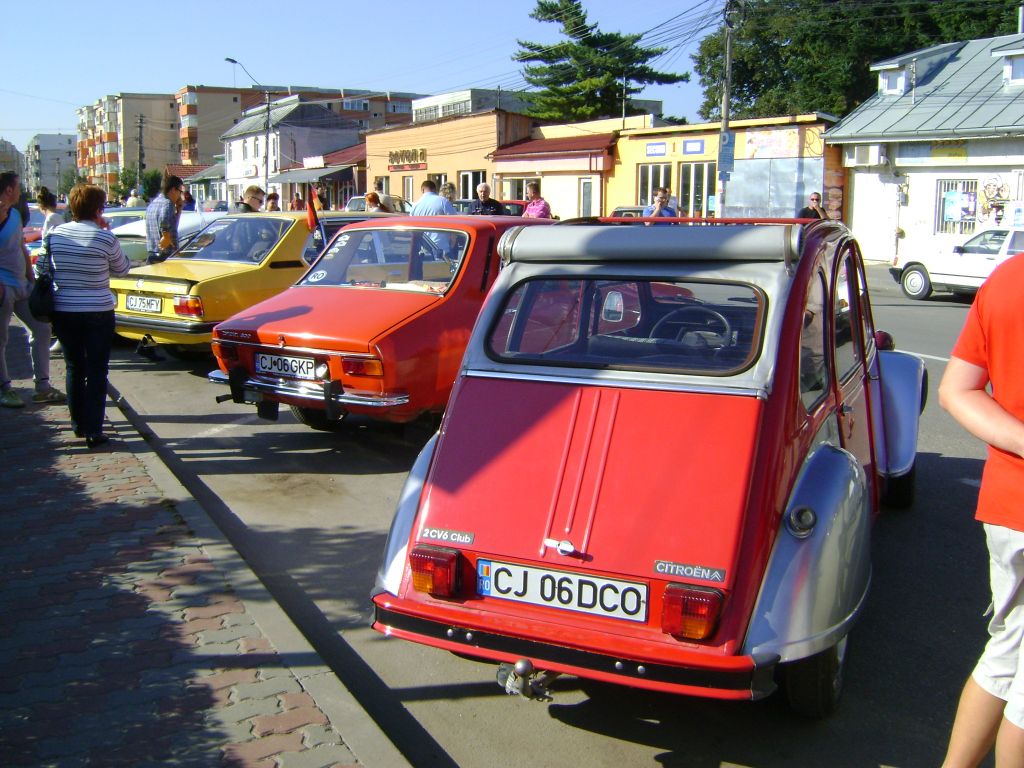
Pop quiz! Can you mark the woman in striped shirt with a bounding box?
[46,184,130,448]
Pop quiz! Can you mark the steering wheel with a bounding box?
[650,306,732,347]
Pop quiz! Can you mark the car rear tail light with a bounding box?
[216,341,239,362]
[342,357,383,376]
[174,295,204,318]
[661,584,723,640]
[409,545,461,597]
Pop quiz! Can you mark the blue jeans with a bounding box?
[51,310,115,437]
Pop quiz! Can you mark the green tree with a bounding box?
[58,169,86,197]
[142,169,163,201]
[515,0,687,121]
[112,164,142,203]
[692,0,1021,121]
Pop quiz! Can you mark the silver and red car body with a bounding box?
[372,220,925,702]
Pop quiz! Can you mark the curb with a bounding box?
[106,381,411,768]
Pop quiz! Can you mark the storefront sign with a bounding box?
[646,142,667,157]
[303,156,325,169]
[389,148,427,171]
[683,139,705,155]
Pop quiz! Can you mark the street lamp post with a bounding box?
[225,57,272,194]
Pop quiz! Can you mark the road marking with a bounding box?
[905,350,950,363]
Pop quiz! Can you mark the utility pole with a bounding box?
[137,114,145,196]
[717,0,739,218]
[264,91,272,192]
[621,72,627,129]
[55,157,61,196]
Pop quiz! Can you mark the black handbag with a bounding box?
[28,237,55,323]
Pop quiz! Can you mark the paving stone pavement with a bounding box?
[0,349,369,767]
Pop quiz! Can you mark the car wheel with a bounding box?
[780,637,847,718]
[882,462,916,509]
[900,266,932,300]
[289,405,347,432]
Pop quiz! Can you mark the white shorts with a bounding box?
[972,523,1024,729]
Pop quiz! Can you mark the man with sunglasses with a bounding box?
[233,186,265,214]
[145,175,185,264]
[798,191,828,220]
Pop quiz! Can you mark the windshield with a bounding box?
[173,217,291,263]
[300,227,471,293]
[488,277,764,375]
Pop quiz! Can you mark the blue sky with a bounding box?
[0,0,722,155]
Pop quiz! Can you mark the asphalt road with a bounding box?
[107,263,991,768]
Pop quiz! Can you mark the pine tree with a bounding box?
[515,0,687,121]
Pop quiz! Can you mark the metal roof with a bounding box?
[220,102,361,140]
[825,34,1024,144]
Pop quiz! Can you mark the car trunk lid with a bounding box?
[418,376,761,591]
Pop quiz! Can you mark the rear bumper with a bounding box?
[115,313,217,336]
[372,602,779,700]
[208,368,411,409]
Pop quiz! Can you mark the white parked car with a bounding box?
[890,226,1024,299]
[111,211,228,266]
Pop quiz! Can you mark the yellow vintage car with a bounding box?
[112,211,390,354]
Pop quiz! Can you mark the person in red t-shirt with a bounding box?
[938,252,1024,768]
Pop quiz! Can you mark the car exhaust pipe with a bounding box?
[496,659,560,701]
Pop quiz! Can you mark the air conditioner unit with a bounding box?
[844,144,888,167]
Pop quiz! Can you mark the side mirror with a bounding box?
[875,330,895,351]
[602,291,624,323]
[952,245,964,254]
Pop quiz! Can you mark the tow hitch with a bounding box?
[496,659,560,701]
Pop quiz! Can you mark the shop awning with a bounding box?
[268,166,353,184]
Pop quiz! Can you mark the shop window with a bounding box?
[935,179,978,235]
[677,162,717,216]
[638,163,671,206]
[503,178,538,200]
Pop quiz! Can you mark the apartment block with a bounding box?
[25,134,76,193]
[0,138,25,177]
[178,85,425,166]
[76,93,180,191]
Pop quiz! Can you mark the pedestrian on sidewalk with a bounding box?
[45,183,131,447]
[0,170,65,408]
[938,252,1024,768]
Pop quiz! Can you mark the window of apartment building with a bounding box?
[254,137,261,158]
[403,176,415,201]
[637,163,672,206]
[389,102,411,113]
[414,106,440,122]
[935,179,978,235]
[677,161,717,217]
[343,99,369,111]
[459,171,486,199]
[241,140,247,160]
[441,101,471,118]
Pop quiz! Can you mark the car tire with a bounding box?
[900,266,932,300]
[882,463,916,509]
[780,636,847,718]
[289,405,347,432]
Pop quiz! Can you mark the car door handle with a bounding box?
[839,403,854,415]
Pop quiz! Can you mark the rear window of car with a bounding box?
[487,277,764,375]
[300,227,471,294]
[174,217,291,263]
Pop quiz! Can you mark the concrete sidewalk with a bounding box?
[0,341,409,767]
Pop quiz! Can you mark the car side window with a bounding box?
[834,253,862,380]
[963,230,1007,254]
[1009,231,1024,252]
[800,272,829,410]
